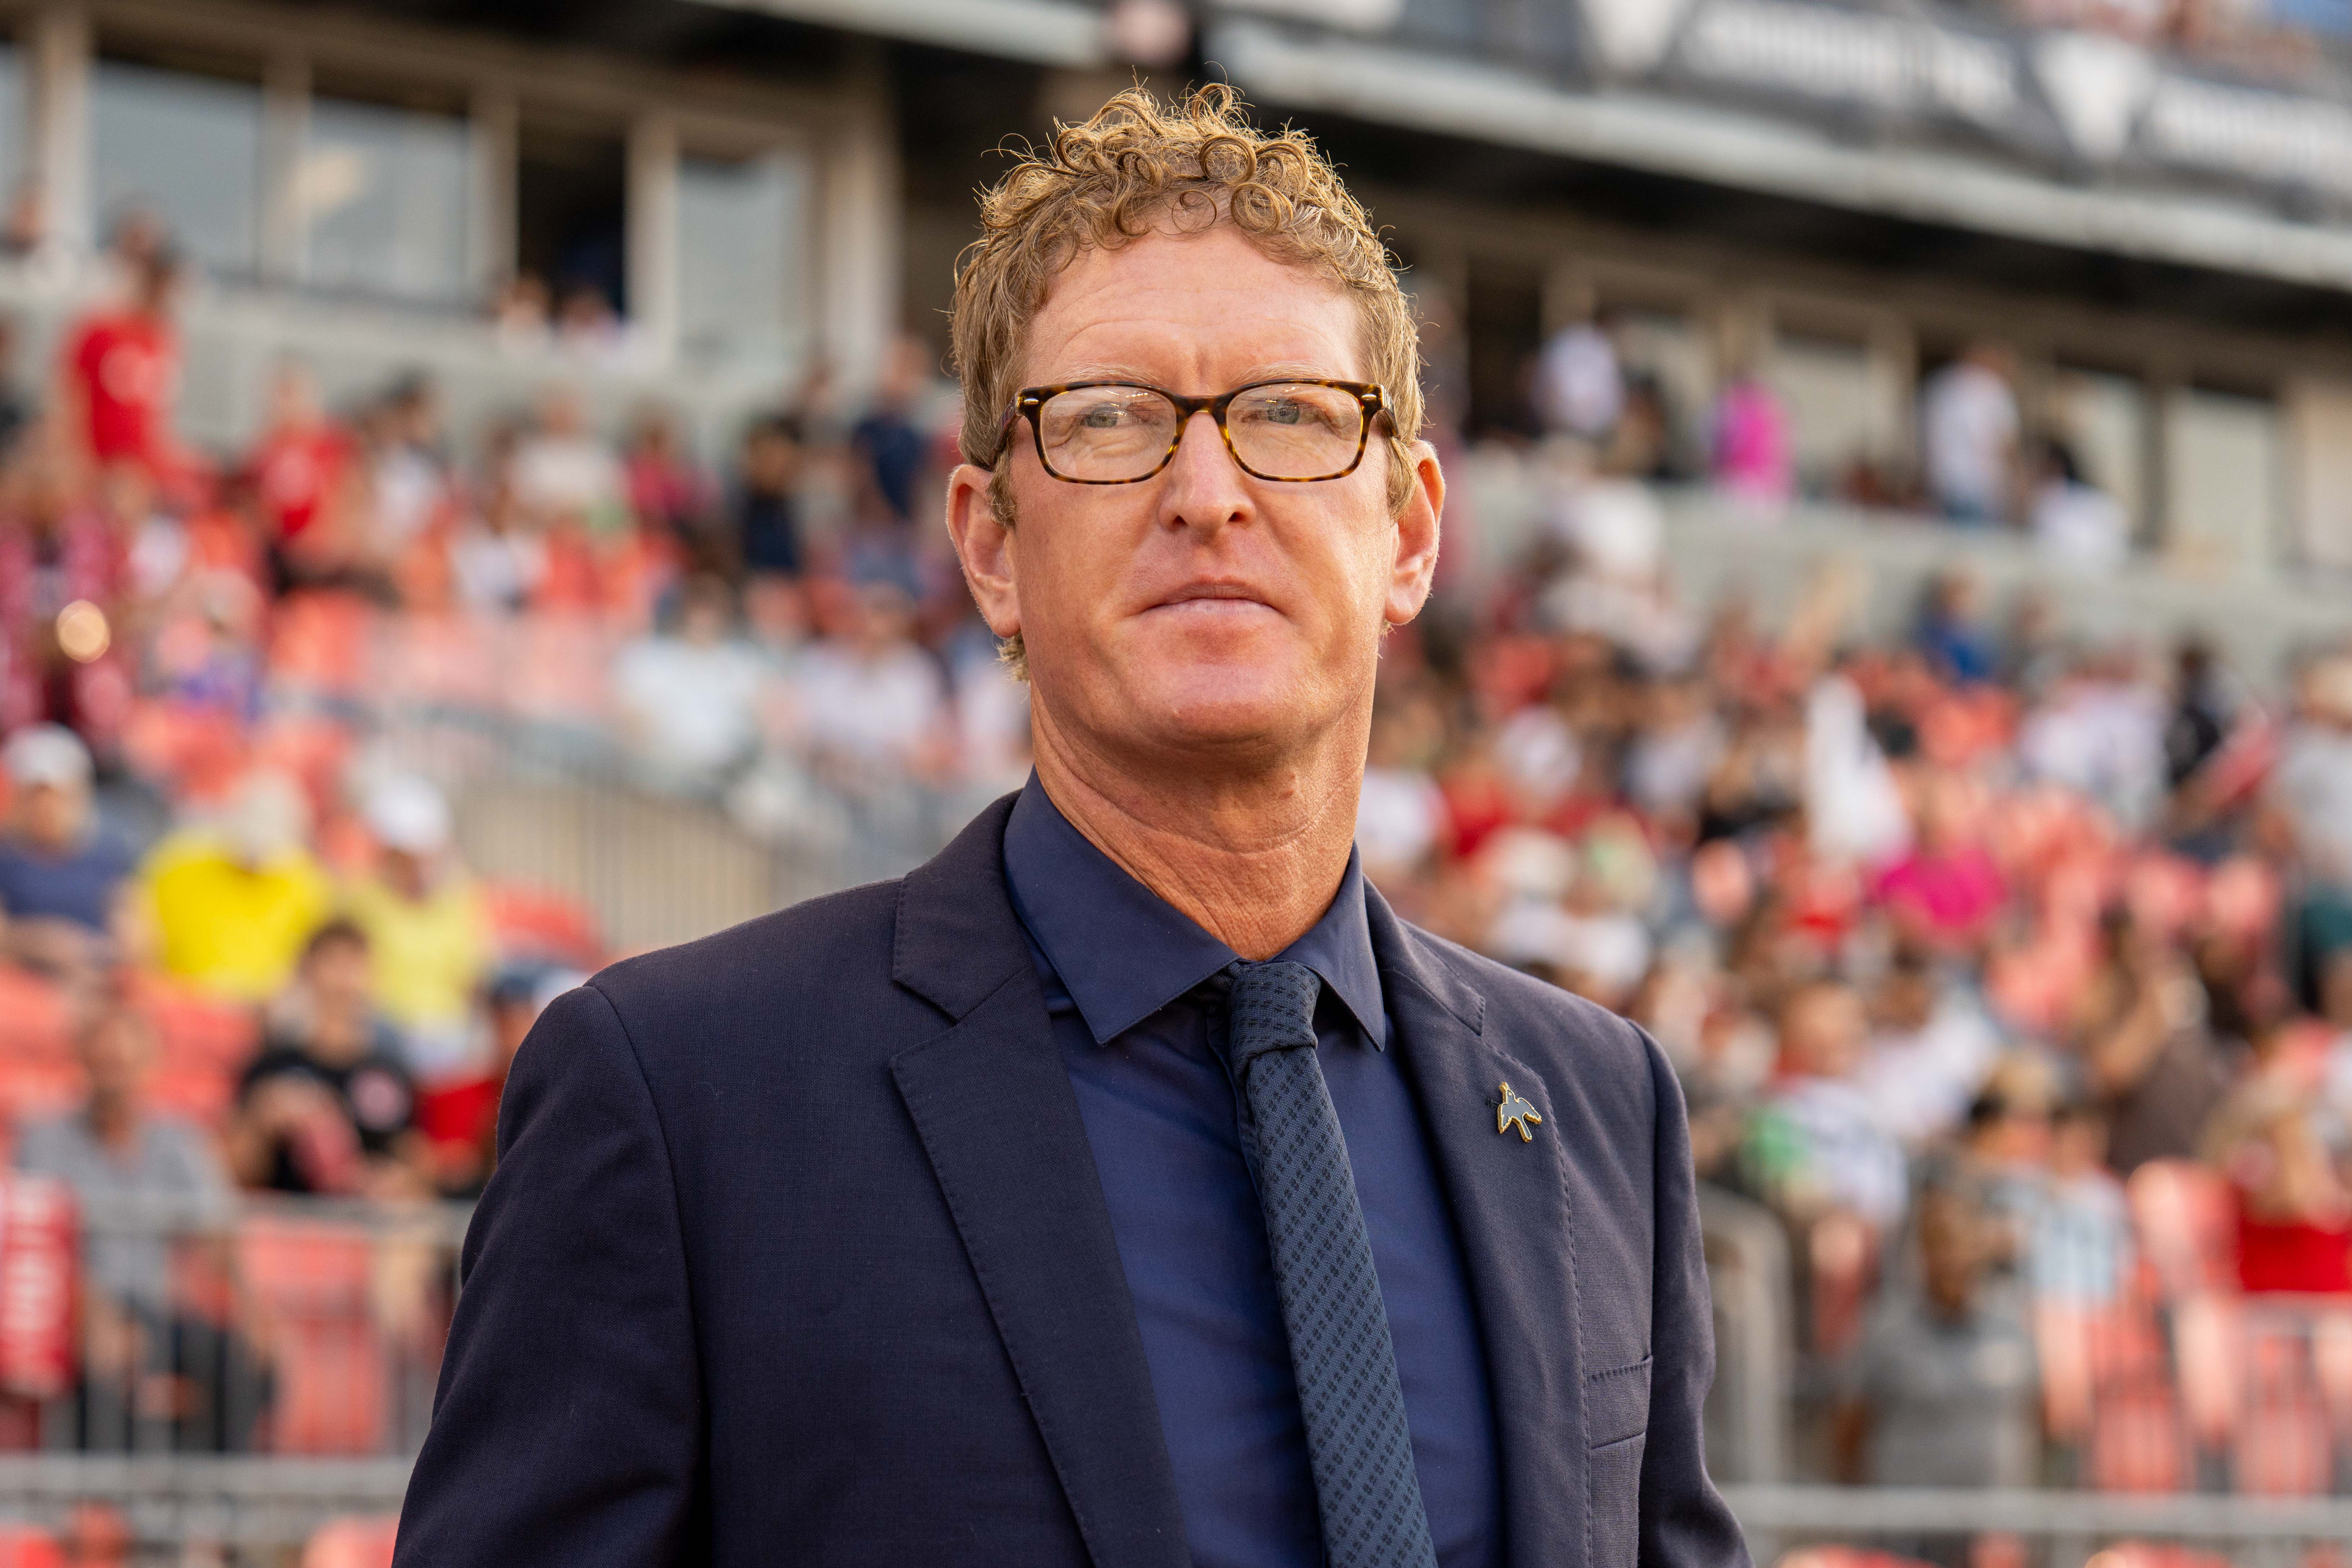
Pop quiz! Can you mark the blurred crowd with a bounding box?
[8,215,2352,1510]
[0,221,1034,1468]
[1418,314,2352,1507]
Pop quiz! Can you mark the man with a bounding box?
[226,918,429,1200]
[398,87,1743,1568]
[0,724,139,984]
[140,770,332,1002]
[16,1000,266,1453]
[57,244,186,492]
[341,773,492,1079]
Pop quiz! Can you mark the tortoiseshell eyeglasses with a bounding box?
[992,379,1391,485]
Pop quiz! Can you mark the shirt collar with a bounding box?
[1002,775,1386,1050]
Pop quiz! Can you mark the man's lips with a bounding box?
[1149,582,1276,612]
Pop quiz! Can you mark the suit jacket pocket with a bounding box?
[1586,1356,1651,1568]
[1586,1355,1652,1448]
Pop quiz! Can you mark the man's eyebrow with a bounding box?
[1042,362,1355,388]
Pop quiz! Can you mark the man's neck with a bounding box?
[1030,712,1364,962]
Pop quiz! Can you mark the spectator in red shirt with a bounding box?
[248,359,377,599]
[57,247,183,490]
[415,963,582,1198]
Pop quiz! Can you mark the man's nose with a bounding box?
[1159,410,1248,525]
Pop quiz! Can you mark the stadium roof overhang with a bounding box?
[689,0,2352,295]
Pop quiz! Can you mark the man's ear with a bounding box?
[946,462,1021,641]
[1385,441,1443,628]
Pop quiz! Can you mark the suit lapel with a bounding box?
[1368,889,1587,1568]
[890,800,1189,1568]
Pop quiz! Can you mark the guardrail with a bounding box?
[1725,1484,2352,1568]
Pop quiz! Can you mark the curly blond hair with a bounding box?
[951,83,1423,520]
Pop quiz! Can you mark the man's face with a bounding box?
[950,224,1439,771]
[17,781,87,851]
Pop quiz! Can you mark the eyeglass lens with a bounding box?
[1036,384,1367,482]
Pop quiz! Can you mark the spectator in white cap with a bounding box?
[343,773,492,1081]
[0,723,142,987]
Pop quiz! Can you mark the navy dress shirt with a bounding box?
[1002,780,1501,1568]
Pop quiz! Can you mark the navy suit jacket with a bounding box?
[394,797,1749,1568]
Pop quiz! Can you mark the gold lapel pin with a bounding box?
[1496,1081,1542,1142]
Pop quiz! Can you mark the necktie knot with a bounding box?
[1223,959,1321,1077]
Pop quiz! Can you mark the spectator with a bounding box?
[2201,1018,2352,1295]
[226,919,428,1198]
[2163,637,2233,790]
[848,336,933,529]
[1535,312,1623,442]
[341,774,492,1080]
[2027,1102,2133,1306]
[57,245,186,492]
[791,582,950,786]
[0,724,138,985]
[1709,362,1792,509]
[622,405,709,548]
[1747,979,1911,1233]
[612,574,770,792]
[365,372,451,566]
[2074,909,2232,1174]
[1920,343,2020,524]
[0,315,32,460]
[140,772,332,1003]
[731,415,807,579]
[1356,694,1450,885]
[2028,436,2129,569]
[17,1001,266,1453]
[1913,571,2000,686]
[1835,1184,2040,1504]
[249,359,360,593]
[1857,949,2003,1148]
[415,964,581,1199]
[509,385,629,537]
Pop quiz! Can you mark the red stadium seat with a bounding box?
[0,1527,64,1568]
[303,1514,399,1568]
[0,972,72,1066]
[238,1215,385,1455]
[480,883,604,969]
[2086,1386,2187,1493]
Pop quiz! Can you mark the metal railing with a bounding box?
[1727,1483,2352,1568]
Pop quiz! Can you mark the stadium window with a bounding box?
[1768,327,1878,499]
[2048,367,2151,545]
[299,84,472,307]
[2163,384,2284,578]
[516,114,628,325]
[2284,376,2352,574]
[91,51,264,280]
[676,146,813,375]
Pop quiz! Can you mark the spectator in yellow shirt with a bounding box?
[343,774,491,1081]
[140,772,331,1002]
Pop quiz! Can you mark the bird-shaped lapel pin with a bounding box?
[1495,1081,1542,1143]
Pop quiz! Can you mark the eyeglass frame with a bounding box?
[991,378,1393,485]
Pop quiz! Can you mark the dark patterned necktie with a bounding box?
[1222,959,1439,1568]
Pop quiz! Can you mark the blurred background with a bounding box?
[1,0,2351,1562]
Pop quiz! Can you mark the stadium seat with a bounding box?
[480,883,604,969]
[0,972,72,1066]
[303,1514,399,1568]
[0,1527,64,1568]
[2086,1386,2187,1493]
[237,1216,386,1455]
